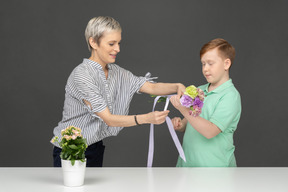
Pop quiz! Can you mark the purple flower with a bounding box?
[180,94,193,108]
[193,97,204,108]
[189,106,202,117]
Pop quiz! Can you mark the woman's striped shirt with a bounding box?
[52,58,150,147]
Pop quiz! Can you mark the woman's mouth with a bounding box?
[110,54,117,59]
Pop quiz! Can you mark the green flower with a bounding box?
[184,85,198,99]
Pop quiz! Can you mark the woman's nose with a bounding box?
[114,44,120,52]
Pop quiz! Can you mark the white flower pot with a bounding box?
[61,159,86,187]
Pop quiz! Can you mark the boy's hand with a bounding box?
[170,95,190,114]
[172,117,182,131]
[170,95,183,110]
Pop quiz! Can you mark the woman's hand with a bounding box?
[176,83,186,97]
[144,110,170,125]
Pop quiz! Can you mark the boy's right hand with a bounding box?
[172,117,183,131]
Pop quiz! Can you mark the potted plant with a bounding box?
[51,126,88,187]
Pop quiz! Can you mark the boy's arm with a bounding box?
[140,82,186,97]
[170,95,221,139]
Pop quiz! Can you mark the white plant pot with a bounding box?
[61,159,86,187]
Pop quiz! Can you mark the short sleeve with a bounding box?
[209,91,241,132]
[129,72,156,94]
[73,67,107,115]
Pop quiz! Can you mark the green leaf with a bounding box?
[69,144,79,149]
[71,159,75,166]
[149,95,167,103]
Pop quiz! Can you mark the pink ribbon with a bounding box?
[147,95,186,167]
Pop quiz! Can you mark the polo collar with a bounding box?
[203,79,234,94]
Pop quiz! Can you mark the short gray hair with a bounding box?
[85,16,122,52]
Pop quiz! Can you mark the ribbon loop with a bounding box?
[147,95,186,167]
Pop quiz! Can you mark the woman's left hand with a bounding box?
[177,83,186,97]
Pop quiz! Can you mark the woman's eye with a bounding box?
[109,43,114,46]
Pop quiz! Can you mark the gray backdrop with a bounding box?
[1,0,288,167]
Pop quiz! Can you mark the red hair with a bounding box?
[200,38,235,65]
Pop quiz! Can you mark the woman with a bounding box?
[52,16,185,167]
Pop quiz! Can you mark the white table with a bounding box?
[0,167,287,192]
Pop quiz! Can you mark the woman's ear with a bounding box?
[224,59,231,71]
[89,37,98,50]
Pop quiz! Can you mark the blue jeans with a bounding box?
[53,140,105,167]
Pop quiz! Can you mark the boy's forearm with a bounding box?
[180,109,221,139]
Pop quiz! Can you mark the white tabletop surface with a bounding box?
[0,167,287,192]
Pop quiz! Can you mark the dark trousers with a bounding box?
[53,140,105,167]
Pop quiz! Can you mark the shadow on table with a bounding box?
[84,176,106,185]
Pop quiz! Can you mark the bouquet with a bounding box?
[51,126,87,166]
[180,85,205,117]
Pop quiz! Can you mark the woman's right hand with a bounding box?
[146,110,170,125]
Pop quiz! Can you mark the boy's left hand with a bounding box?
[170,95,183,110]
[170,95,190,115]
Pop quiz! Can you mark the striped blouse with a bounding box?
[52,58,151,147]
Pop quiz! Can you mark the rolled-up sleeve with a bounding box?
[73,68,107,115]
[129,72,157,94]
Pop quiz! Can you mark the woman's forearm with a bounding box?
[140,82,185,96]
[150,83,179,95]
[96,108,169,127]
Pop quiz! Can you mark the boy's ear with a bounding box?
[224,59,231,71]
[89,37,98,50]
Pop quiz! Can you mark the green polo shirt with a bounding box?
[177,79,241,167]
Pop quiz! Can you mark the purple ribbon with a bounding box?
[147,95,186,167]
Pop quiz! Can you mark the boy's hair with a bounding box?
[200,38,235,65]
[85,16,122,52]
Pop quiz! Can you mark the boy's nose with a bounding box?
[203,65,208,71]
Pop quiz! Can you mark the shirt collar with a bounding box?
[83,58,112,70]
[203,79,234,94]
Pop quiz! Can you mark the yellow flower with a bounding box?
[184,85,198,99]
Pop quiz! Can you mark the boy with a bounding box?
[170,38,241,167]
